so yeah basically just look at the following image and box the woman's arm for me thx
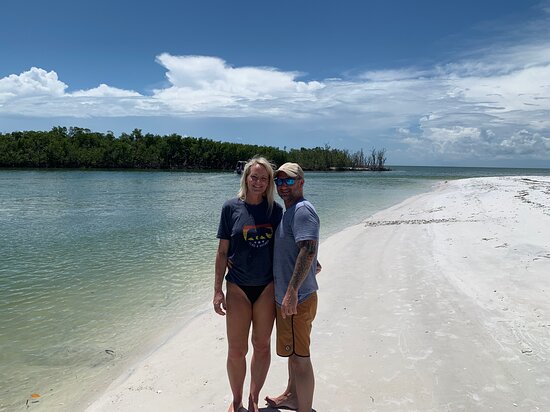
[213,239,230,315]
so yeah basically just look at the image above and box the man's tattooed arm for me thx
[289,239,318,290]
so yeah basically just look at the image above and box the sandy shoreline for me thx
[84,176,550,411]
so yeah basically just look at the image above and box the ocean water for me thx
[1,166,550,411]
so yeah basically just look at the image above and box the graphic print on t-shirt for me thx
[243,224,273,248]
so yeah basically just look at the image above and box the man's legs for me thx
[266,355,313,411]
[266,293,317,411]
[290,355,314,412]
[265,357,298,409]
[248,283,275,412]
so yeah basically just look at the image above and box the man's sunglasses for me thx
[274,177,297,186]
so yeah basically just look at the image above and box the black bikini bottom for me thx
[237,284,269,305]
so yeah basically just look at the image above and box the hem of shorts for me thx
[276,351,310,358]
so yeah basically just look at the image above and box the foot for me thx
[227,403,247,412]
[265,392,298,410]
[248,394,260,412]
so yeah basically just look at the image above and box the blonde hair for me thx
[238,156,275,215]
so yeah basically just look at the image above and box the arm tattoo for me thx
[289,240,318,290]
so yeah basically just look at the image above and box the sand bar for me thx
[85,176,550,411]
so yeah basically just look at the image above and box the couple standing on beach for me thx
[213,157,320,412]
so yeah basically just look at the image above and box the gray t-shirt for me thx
[273,199,320,305]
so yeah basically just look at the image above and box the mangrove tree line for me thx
[0,127,389,171]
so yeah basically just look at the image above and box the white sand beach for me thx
[85,176,550,412]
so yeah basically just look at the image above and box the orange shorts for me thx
[275,292,317,357]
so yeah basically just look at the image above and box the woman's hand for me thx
[213,289,227,315]
[316,261,322,275]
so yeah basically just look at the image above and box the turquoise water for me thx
[1,166,550,411]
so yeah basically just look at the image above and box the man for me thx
[266,162,320,412]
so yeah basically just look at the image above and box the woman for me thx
[213,157,284,412]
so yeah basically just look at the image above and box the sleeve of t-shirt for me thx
[217,200,233,239]
[292,205,320,243]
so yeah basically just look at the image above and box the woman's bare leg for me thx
[247,282,275,412]
[226,282,252,412]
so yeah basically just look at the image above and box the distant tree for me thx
[376,148,387,170]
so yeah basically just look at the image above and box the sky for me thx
[1,0,550,167]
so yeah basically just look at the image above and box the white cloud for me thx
[0,69,152,117]
[72,84,141,98]
[152,54,324,116]
[397,42,550,160]
[0,67,67,101]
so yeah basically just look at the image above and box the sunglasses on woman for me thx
[274,177,297,186]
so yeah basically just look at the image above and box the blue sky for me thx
[1,0,550,167]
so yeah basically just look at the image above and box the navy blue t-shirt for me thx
[217,198,283,286]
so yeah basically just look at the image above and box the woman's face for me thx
[246,163,269,197]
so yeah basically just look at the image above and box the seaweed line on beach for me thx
[516,178,550,216]
[364,217,473,227]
